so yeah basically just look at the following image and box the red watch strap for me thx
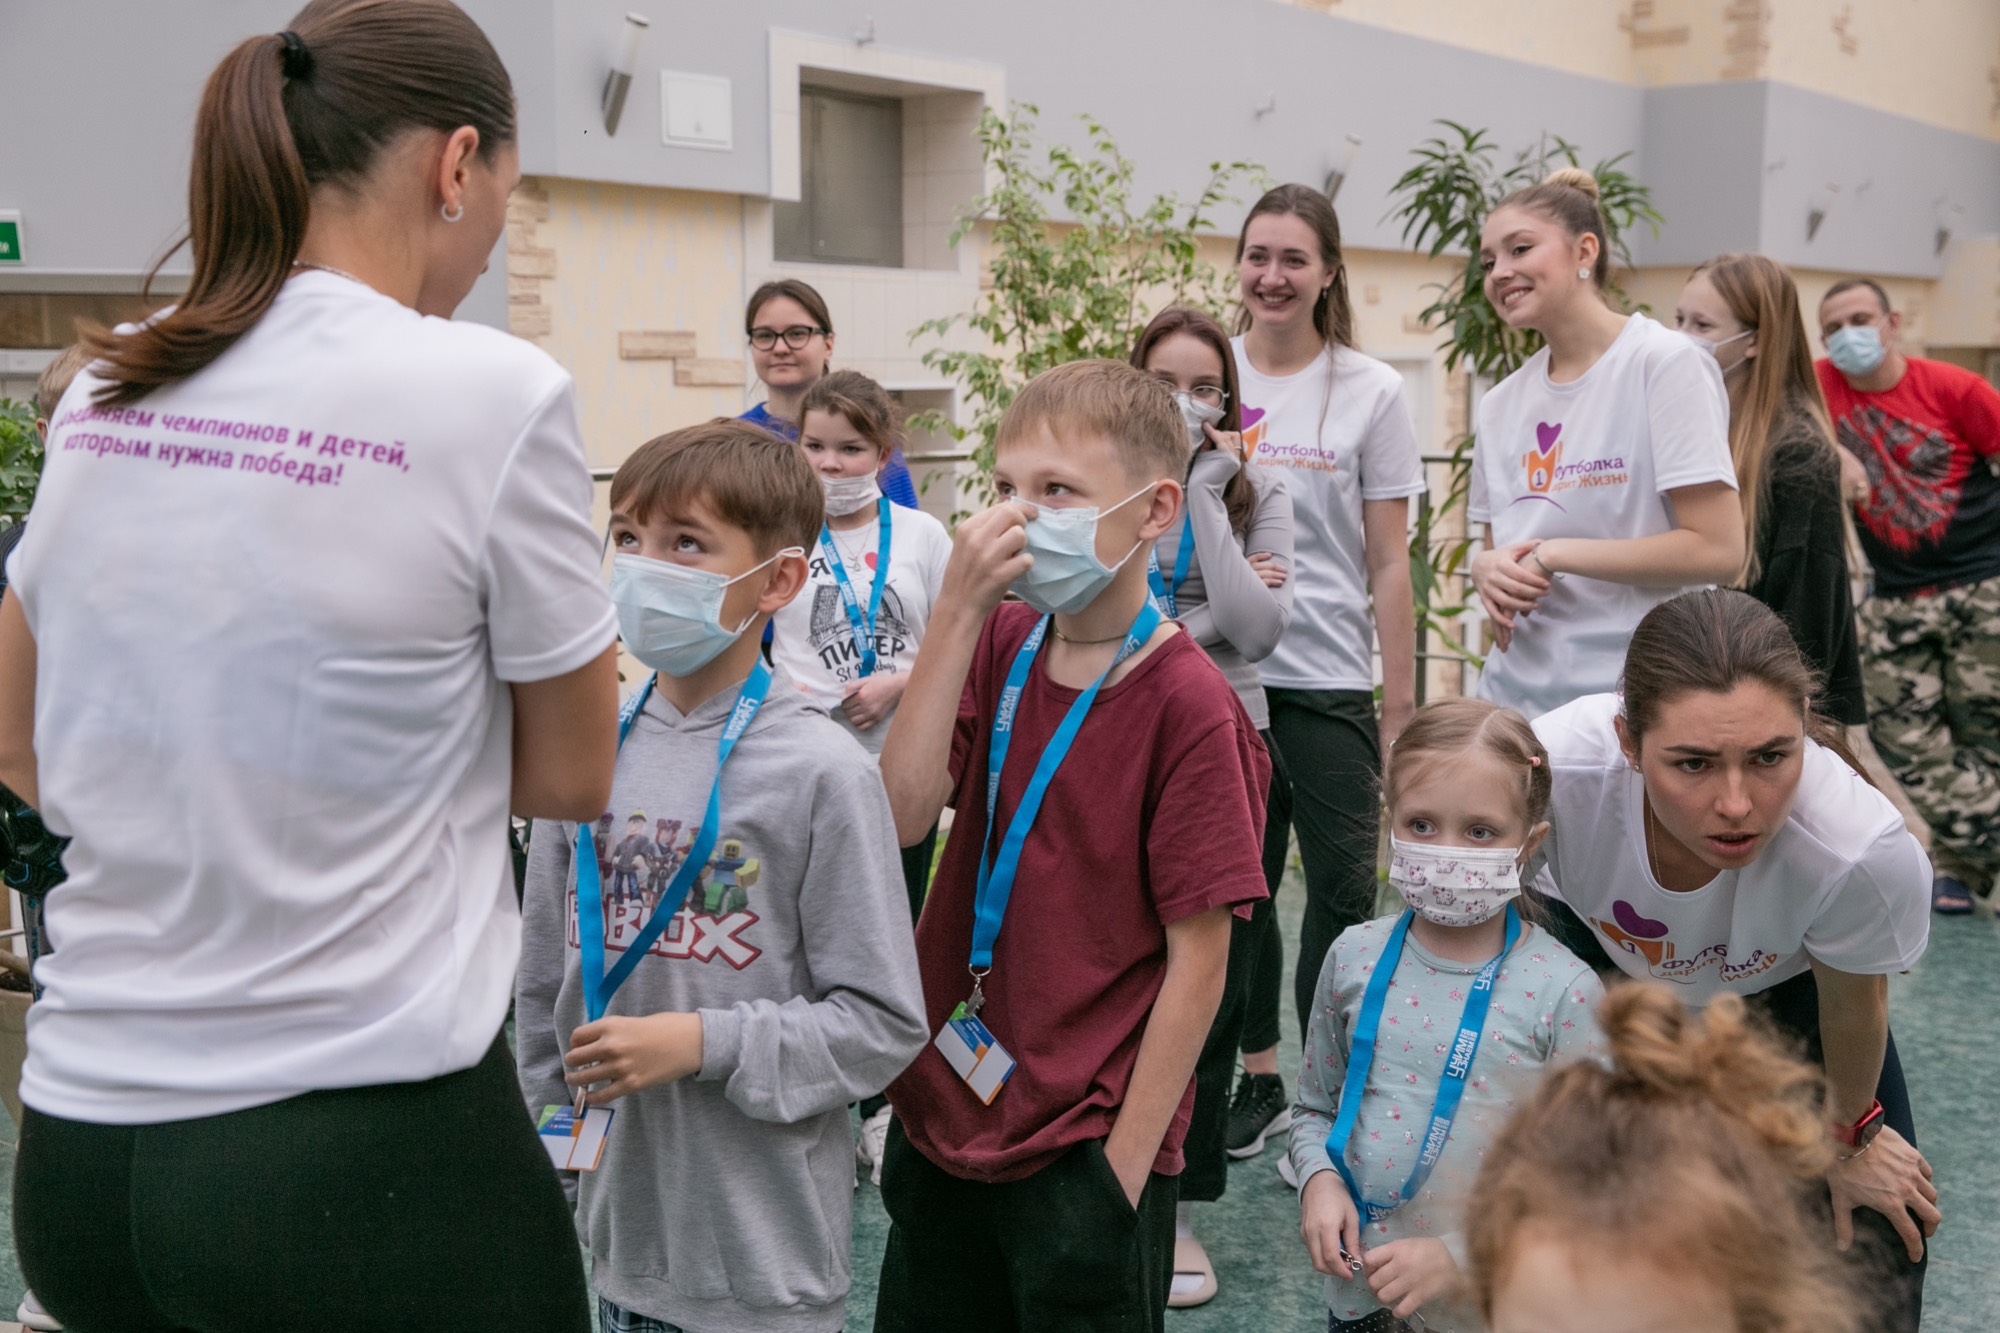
[1832,1099,1885,1146]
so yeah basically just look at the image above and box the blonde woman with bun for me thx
[1468,983,1868,1333]
[1468,168,1745,717]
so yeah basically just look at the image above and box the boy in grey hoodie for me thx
[516,421,928,1333]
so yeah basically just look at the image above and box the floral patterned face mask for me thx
[1387,837,1525,927]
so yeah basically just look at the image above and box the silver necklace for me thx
[292,260,367,286]
[1644,795,1666,886]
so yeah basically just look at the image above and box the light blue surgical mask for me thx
[1827,324,1887,377]
[1009,485,1157,617]
[610,548,801,678]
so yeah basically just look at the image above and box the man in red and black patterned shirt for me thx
[1819,278,2000,917]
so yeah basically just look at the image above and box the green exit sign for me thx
[0,212,20,264]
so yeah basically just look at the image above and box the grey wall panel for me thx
[1632,81,1767,269]
[511,0,1646,252]
[1754,82,2000,280]
[4,0,1994,287]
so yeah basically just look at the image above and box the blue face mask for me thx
[1009,485,1156,617]
[1827,324,1887,377]
[610,549,800,678]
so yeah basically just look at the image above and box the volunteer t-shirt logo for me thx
[1241,406,1268,460]
[1511,420,1630,506]
[1590,899,1780,987]
[1520,421,1564,507]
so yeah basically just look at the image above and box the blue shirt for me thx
[740,403,920,509]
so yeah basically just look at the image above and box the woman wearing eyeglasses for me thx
[1130,305,1295,1308]
[741,278,919,508]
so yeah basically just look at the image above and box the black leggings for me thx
[14,1034,591,1333]
[1182,730,1292,1199]
[1245,688,1380,1051]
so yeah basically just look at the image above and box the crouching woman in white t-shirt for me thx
[0,7,619,1330]
[1469,168,1744,718]
[1532,589,1938,1332]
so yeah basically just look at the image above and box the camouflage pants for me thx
[1862,577,2000,888]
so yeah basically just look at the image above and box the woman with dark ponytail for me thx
[0,3,617,1328]
[1530,589,1937,1331]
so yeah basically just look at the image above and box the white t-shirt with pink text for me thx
[13,271,616,1122]
[1532,693,1930,1006]
[1232,338,1425,693]
[1469,314,1734,718]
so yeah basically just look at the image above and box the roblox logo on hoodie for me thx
[570,814,764,969]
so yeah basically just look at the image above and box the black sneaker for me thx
[1223,1071,1290,1159]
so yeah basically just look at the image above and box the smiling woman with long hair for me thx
[1222,187,1425,1164]
[1530,589,1937,1331]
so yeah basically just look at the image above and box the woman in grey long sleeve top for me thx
[1131,305,1296,1307]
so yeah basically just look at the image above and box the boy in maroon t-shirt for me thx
[874,360,1271,1331]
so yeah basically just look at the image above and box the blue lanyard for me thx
[1324,905,1521,1224]
[573,662,773,1023]
[1145,518,1197,619]
[818,499,894,677]
[970,601,1163,980]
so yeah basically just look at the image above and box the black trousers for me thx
[1531,893,1926,1332]
[874,1123,1177,1333]
[14,1034,591,1333]
[1250,688,1381,1049]
[1182,730,1292,1198]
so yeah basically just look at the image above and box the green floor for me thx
[841,867,2000,1332]
[1,870,1995,1330]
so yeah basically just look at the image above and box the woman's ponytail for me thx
[85,35,310,407]
[82,0,516,407]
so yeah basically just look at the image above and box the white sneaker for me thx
[856,1105,893,1188]
[18,1290,62,1331]
[1276,1151,1299,1190]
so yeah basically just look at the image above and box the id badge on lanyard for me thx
[1324,905,1520,1222]
[932,600,1163,1104]
[544,662,773,1168]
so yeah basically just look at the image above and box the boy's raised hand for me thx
[565,1012,704,1106]
[1299,1170,1364,1279]
[1363,1236,1461,1319]
[938,501,1032,619]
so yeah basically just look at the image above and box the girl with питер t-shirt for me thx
[1530,589,1938,1332]
[1468,168,1744,719]
[1225,186,1426,1169]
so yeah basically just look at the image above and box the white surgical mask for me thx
[610,548,801,678]
[1387,836,1525,928]
[1173,391,1225,449]
[1695,328,1753,374]
[1009,485,1157,617]
[821,472,883,517]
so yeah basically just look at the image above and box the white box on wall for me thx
[662,71,732,151]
